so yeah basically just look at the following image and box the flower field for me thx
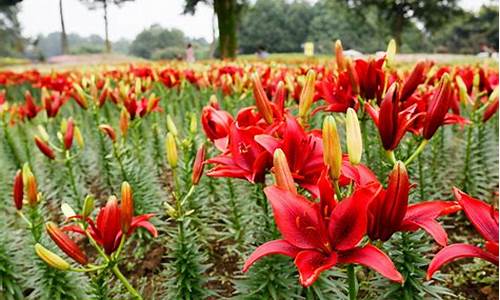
[0,43,498,299]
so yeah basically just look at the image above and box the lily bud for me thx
[46,222,88,265]
[400,61,427,102]
[22,164,38,206]
[165,132,178,168]
[189,113,197,134]
[74,126,84,148]
[35,243,70,271]
[61,203,76,219]
[298,69,317,122]
[192,145,206,185]
[64,118,74,150]
[37,125,50,142]
[13,170,23,210]
[345,108,362,165]
[455,75,470,105]
[273,149,296,194]
[273,81,286,114]
[120,182,133,234]
[72,83,88,109]
[34,136,56,160]
[483,98,499,123]
[134,78,142,95]
[82,195,95,219]
[119,108,130,137]
[385,39,397,68]
[423,73,452,140]
[345,58,360,95]
[335,40,346,71]
[146,94,159,113]
[98,124,116,142]
[251,73,274,124]
[322,116,342,180]
[166,115,178,136]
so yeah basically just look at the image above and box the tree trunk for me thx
[214,0,239,59]
[392,14,404,48]
[103,0,111,53]
[59,0,69,54]
[208,9,217,59]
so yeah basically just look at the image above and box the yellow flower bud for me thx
[135,78,142,95]
[189,113,197,134]
[37,125,50,142]
[455,75,470,105]
[74,126,84,148]
[22,164,38,206]
[298,69,317,124]
[35,243,70,271]
[61,203,76,219]
[345,108,362,165]
[322,116,342,180]
[166,115,178,136]
[386,39,397,68]
[165,132,178,168]
[335,40,345,71]
[82,195,95,219]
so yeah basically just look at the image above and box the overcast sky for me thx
[18,0,494,42]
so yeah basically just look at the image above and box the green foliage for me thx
[129,25,187,59]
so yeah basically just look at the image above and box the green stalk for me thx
[111,264,143,300]
[404,139,429,166]
[461,122,474,192]
[65,152,81,208]
[347,265,357,300]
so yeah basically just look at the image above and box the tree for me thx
[346,0,460,47]
[239,0,313,54]
[0,3,24,56]
[183,0,246,59]
[129,25,186,59]
[79,0,133,53]
[59,0,68,54]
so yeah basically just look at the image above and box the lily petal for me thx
[243,239,301,272]
[294,250,338,287]
[338,244,403,283]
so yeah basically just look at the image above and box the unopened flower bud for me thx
[37,125,50,142]
[385,39,397,68]
[120,182,133,234]
[61,203,76,219]
[192,145,206,185]
[335,40,345,71]
[35,243,70,271]
[251,73,274,124]
[13,170,23,210]
[46,222,88,265]
[298,69,317,123]
[64,118,74,150]
[345,108,362,165]
[273,149,296,194]
[322,116,342,180]
[166,115,178,136]
[119,108,130,137]
[455,75,469,105]
[82,195,95,219]
[165,132,178,168]
[98,124,116,142]
[346,58,360,95]
[34,136,56,160]
[74,126,84,148]
[22,164,38,206]
[189,113,197,134]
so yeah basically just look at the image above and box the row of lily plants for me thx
[0,40,498,299]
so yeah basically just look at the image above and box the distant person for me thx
[186,43,195,63]
[256,45,269,59]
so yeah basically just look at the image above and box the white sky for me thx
[18,0,494,42]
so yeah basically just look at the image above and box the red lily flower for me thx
[24,91,40,119]
[201,105,234,151]
[427,188,499,279]
[315,72,358,113]
[206,123,271,183]
[354,57,386,102]
[367,162,461,246]
[63,196,157,255]
[255,116,324,195]
[365,84,421,151]
[422,74,453,140]
[399,61,429,102]
[243,184,403,287]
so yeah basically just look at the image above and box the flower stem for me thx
[347,264,357,300]
[404,139,429,166]
[65,151,81,208]
[386,150,397,165]
[111,264,143,300]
